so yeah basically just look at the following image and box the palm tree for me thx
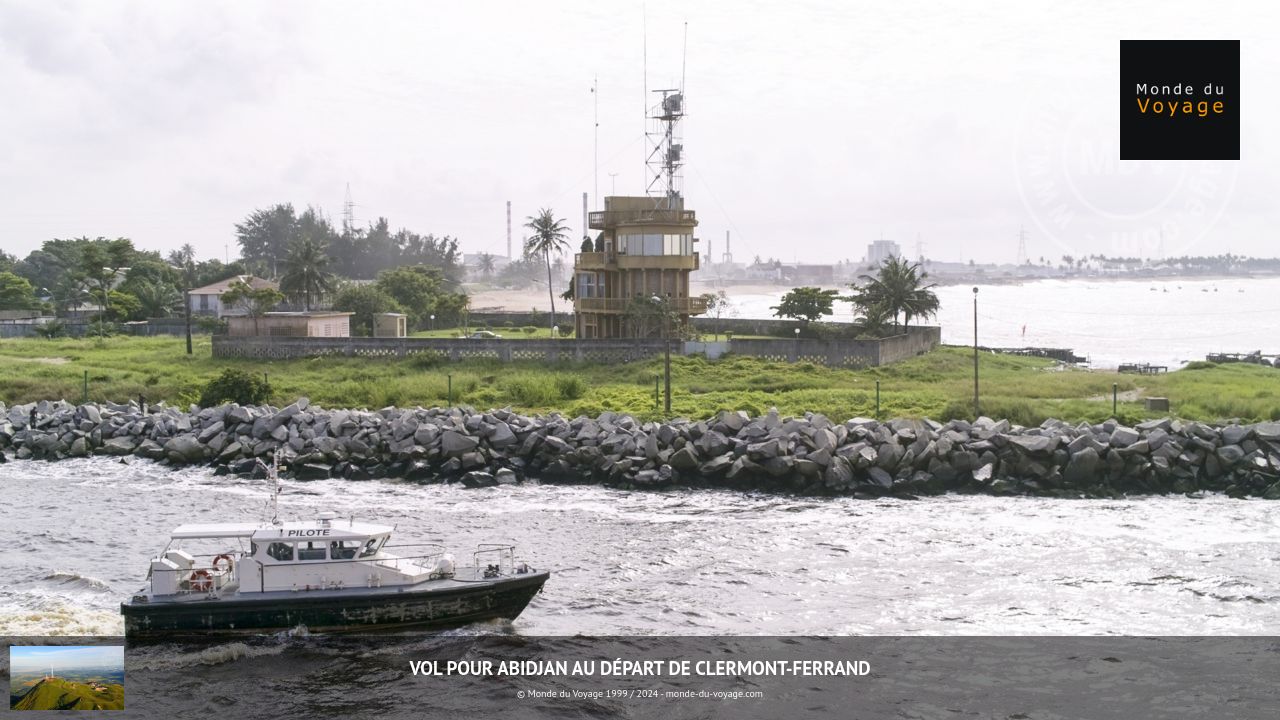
[478,252,496,278]
[132,280,182,318]
[847,256,939,332]
[279,237,335,310]
[523,208,571,331]
[167,244,196,268]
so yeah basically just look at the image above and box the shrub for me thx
[199,368,272,407]
[31,320,66,339]
[1183,361,1216,370]
[522,326,538,335]
[555,375,587,400]
[85,320,119,337]
[194,316,228,334]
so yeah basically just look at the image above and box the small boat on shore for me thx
[121,459,548,638]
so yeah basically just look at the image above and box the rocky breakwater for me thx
[3,399,1280,499]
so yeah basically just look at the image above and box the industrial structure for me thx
[572,86,707,338]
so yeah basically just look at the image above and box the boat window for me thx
[359,537,382,558]
[298,541,326,562]
[330,540,361,560]
[251,542,258,556]
[266,542,294,562]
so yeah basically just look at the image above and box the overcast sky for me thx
[2,1,1276,265]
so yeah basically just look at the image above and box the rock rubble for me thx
[3,399,1280,499]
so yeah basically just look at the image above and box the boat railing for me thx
[473,544,518,577]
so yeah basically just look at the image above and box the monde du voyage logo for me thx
[1120,40,1239,160]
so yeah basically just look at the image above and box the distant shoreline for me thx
[467,273,1280,312]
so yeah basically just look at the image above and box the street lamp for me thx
[794,326,800,361]
[972,286,979,419]
[652,295,671,415]
[430,314,435,332]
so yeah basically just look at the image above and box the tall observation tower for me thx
[571,50,706,339]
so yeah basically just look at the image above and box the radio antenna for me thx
[681,21,688,93]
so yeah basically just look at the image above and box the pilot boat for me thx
[121,460,548,638]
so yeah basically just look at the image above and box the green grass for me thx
[0,336,1277,425]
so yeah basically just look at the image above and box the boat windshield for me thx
[330,540,361,560]
[360,536,386,558]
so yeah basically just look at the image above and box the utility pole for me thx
[972,287,980,418]
[506,201,512,260]
[653,295,671,415]
[184,289,192,355]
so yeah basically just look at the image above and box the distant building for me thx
[571,195,707,338]
[188,275,277,317]
[782,264,835,285]
[744,259,783,282]
[865,240,901,268]
[227,311,352,337]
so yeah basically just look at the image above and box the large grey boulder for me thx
[441,430,479,457]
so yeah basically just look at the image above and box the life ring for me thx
[213,554,234,572]
[189,568,213,593]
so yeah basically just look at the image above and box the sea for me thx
[5,460,1280,717]
[5,459,1279,637]
[724,276,1280,369]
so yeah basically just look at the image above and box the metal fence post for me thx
[875,380,880,419]
[1113,383,1118,416]
[82,370,88,404]
[448,374,453,406]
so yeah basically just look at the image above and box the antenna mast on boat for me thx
[269,449,283,526]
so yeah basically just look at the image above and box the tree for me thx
[845,256,939,332]
[221,279,284,335]
[167,244,196,268]
[477,252,496,278]
[279,236,335,310]
[0,250,15,273]
[130,280,182,318]
[0,272,38,310]
[77,238,135,336]
[235,204,297,277]
[104,290,142,322]
[700,290,733,340]
[771,287,838,325]
[523,208,571,332]
[374,265,467,329]
[623,295,678,339]
[332,284,403,336]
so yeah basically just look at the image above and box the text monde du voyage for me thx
[1135,82,1227,118]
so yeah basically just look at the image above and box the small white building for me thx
[227,311,353,338]
[189,275,278,317]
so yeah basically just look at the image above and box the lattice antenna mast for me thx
[1016,225,1029,266]
[645,88,684,201]
[342,183,357,234]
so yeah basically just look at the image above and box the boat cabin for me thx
[147,511,445,597]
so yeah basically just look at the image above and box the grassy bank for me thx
[0,336,1277,425]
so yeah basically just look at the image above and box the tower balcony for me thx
[575,295,709,315]
[574,253,700,271]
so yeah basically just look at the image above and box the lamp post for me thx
[429,314,435,332]
[972,286,980,419]
[652,295,671,415]
[794,326,800,361]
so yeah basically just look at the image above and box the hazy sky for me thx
[2,1,1276,265]
[10,645,123,671]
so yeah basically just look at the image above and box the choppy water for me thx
[728,276,1280,368]
[3,458,1280,637]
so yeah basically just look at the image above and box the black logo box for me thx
[1120,39,1239,160]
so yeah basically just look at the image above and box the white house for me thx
[188,275,277,317]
